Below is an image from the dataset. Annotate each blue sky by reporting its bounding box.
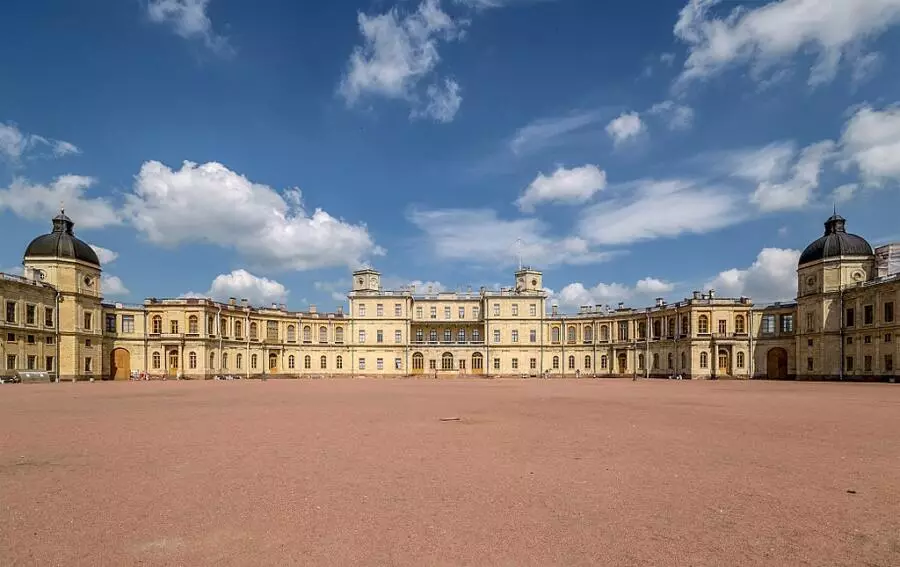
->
[2,0,900,311]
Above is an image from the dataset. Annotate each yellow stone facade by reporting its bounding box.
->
[1,213,897,382]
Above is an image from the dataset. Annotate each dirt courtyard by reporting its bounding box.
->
[1,379,898,566]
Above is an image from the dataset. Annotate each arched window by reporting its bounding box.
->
[209,352,215,369]
[638,353,645,370]
[189,351,197,369]
[222,353,228,369]
[736,351,745,368]
[336,355,343,369]
[568,355,575,369]
[335,327,344,343]
[151,316,162,334]
[584,355,591,369]
[653,319,662,338]
[235,320,243,339]
[567,326,576,343]
[681,317,689,336]
[249,322,258,340]
[251,354,258,369]
[188,315,198,334]
[413,352,424,370]
[667,318,675,337]
[303,326,311,343]
[152,351,161,369]
[207,315,215,335]
[286,325,295,342]
[471,353,483,370]
[319,326,327,343]
[600,325,609,342]
[680,352,686,369]
[269,353,277,370]
[700,351,708,368]
[584,325,593,342]
[552,356,560,369]
[441,352,453,370]
[552,327,561,343]
[667,353,673,369]
[221,317,227,335]
[320,355,327,369]
[287,355,294,369]
[304,355,311,369]
[236,353,242,369]
[698,315,709,334]
[653,353,659,369]
[638,322,647,339]
[735,315,746,334]
[601,355,607,369]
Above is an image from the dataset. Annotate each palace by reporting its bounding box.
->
[2,211,899,382]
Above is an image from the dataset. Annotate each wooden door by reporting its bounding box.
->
[717,349,729,375]
[617,353,627,374]
[168,350,178,376]
[111,348,131,380]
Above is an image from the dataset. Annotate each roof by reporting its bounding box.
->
[798,214,873,266]
[23,211,100,266]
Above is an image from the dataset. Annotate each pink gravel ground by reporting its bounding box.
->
[1,378,898,566]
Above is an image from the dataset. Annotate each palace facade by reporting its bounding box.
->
[2,211,898,382]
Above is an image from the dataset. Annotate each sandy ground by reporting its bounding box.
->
[1,378,898,566]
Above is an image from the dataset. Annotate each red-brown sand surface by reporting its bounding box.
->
[1,379,898,566]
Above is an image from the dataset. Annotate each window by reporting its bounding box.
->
[864,355,873,372]
[395,330,403,343]
[637,322,646,340]
[251,354,258,369]
[377,330,384,343]
[653,320,662,339]
[567,326,576,343]
[184,315,197,335]
[207,315,215,335]
[83,312,93,331]
[493,358,500,370]
[413,353,424,370]
[376,304,383,317]
[442,352,453,370]
[5,355,15,370]
[885,333,892,343]
[458,306,465,319]
[359,304,366,317]
[222,353,228,369]
[734,315,746,334]
[512,358,518,370]
[885,302,894,323]
[321,356,327,369]
[699,352,708,368]
[152,352,161,369]
[808,338,813,347]
[26,304,36,325]
[736,351,745,369]
[288,355,295,369]
[304,355,311,369]
[396,304,403,317]
[221,317,229,337]
[84,357,93,373]
[45,307,54,327]
[718,319,726,334]
[359,358,366,370]
[529,304,537,317]
[638,354,645,371]
[845,308,855,327]
[443,329,451,342]
[584,326,593,343]
[865,335,872,344]
[473,306,480,319]
[319,326,327,343]
[761,315,776,334]
[6,301,15,323]
[493,329,501,343]
[681,352,687,369]
[430,307,437,319]
[303,326,312,343]
[864,305,874,325]
[27,335,35,344]
[667,353,673,370]
[45,336,53,345]
[601,355,608,369]
[336,355,343,370]
[847,336,853,345]
[493,304,500,316]
[846,356,854,371]
[121,315,134,333]
[335,327,344,344]
[807,357,813,371]
[235,321,244,339]
[530,329,537,343]
[105,314,117,333]
[511,330,518,343]
[652,353,659,369]
[552,356,559,369]
[618,322,629,341]
[552,327,560,343]
[416,306,423,319]
[667,318,675,337]
[429,329,437,342]
[429,359,436,370]
[442,306,449,320]
[377,358,384,371]
[27,355,35,370]
[698,315,709,334]
[584,355,591,369]
[681,317,689,336]
[236,354,242,369]
[358,330,366,343]
[249,322,258,340]
[885,354,893,372]
[568,355,575,369]
[189,352,197,369]
[395,358,402,370]
[526,358,534,370]
[781,315,794,333]
[415,329,424,342]
[209,352,215,369]
[511,304,519,316]
[600,325,609,342]
[45,356,53,371]
[472,329,481,343]
[266,321,278,341]
[457,329,465,343]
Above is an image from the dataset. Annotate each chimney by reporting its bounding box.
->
[655,297,664,307]
[229,297,237,306]
[618,302,625,310]
[240,298,248,307]
[336,306,344,315]
[692,291,701,300]
[708,289,716,299]
[309,304,317,314]
[279,303,286,311]
[551,304,559,316]
[271,303,278,309]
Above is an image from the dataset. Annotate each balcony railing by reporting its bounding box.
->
[410,340,485,346]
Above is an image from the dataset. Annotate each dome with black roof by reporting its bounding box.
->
[798,213,873,266]
[23,210,100,266]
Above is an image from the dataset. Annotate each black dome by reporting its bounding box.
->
[798,214,872,266]
[23,211,100,266]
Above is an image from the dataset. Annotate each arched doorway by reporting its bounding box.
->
[617,352,627,375]
[412,352,425,375]
[717,349,730,376]
[111,348,131,380]
[167,349,179,377]
[471,353,484,375]
[767,348,788,380]
[268,352,278,374]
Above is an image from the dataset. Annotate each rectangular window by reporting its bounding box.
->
[84,357,93,373]
[885,354,894,372]
[106,314,117,333]
[761,315,775,334]
[6,333,14,343]
[394,304,402,317]
[781,315,794,333]
[846,356,854,371]
[395,358,402,370]
[27,355,35,370]
[430,306,437,319]
[493,329,500,343]
[45,336,54,345]
[6,301,16,323]
[85,339,91,347]
[376,330,383,343]
[847,337,853,345]
[45,356,54,371]
[429,359,436,370]
[416,306,423,318]
[27,335,35,344]
[511,330,518,343]
[885,302,895,323]
[358,304,366,317]
[493,304,500,316]
[530,358,537,369]
[864,355,873,372]
[45,307,54,327]
[529,329,536,343]
[885,333,892,343]
[806,312,815,332]
[493,358,500,370]
[865,335,872,344]
[376,304,383,317]
[459,307,465,319]
[441,306,449,319]
[358,330,366,343]
[864,305,874,325]
[529,304,536,317]
[807,338,813,347]
[846,308,855,327]
[512,358,518,369]
[376,358,383,370]
[618,321,629,341]
[807,357,814,371]
[511,304,519,316]
[718,319,726,334]
[83,312,92,331]
[170,320,178,334]
[359,358,366,370]
[266,321,278,341]
[121,315,135,333]
[473,306,480,319]
[394,330,402,343]
[26,304,36,325]
[6,355,15,370]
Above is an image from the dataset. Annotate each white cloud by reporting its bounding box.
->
[748,140,836,211]
[515,164,607,212]
[832,183,858,203]
[338,0,465,121]
[123,160,382,271]
[0,121,80,162]
[552,277,675,310]
[606,112,645,145]
[648,101,695,130]
[313,281,349,303]
[509,109,606,155]
[88,244,118,265]
[674,0,900,88]
[577,179,744,246]
[408,207,619,267]
[147,0,232,55]
[851,52,883,86]
[205,269,288,306]
[0,175,121,229]
[101,275,130,297]
[839,104,900,186]
[705,248,800,302]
